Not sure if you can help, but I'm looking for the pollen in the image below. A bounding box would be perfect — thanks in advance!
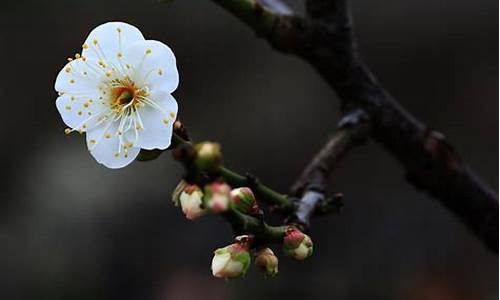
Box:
[90,139,96,144]
[145,49,152,55]
[69,79,75,84]
[163,118,169,125]
[169,112,175,118]
[93,39,98,45]
[65,67,72,73]
[83,102,89,108]
[75,53,81,59]
[114,152,120,157]
[64,128,71,134]
[77,110,82,116]
[117,52,123,58]
[82,43,88,49]
[116,28,122,33]
[105,133,111,139]
[105,71,112,77]
[70,96,75,101]
[65,105,71,110]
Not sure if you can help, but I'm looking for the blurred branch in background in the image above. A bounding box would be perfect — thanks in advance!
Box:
[207,0,498,252]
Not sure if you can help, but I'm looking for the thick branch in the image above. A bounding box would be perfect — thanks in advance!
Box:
[207,0,499,252]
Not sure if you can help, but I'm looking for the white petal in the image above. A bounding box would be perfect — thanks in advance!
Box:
[123,40,179,94]
[86,119,139,169]
[54,58,102,94]
[212,253,231,277]
[82,22,145,71]
[223,260,244,278]
[136,92,177,150]
[56,93,109,132]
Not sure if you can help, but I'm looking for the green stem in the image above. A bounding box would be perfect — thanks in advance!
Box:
[220,167,295,212]
[222,208,287,245]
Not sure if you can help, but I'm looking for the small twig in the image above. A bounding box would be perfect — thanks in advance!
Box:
[288,110,371,229]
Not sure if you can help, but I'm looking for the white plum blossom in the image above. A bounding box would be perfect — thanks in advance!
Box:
[55,22,179,168]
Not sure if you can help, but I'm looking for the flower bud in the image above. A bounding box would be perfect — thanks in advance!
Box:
[283,227,313,260]
[254,247,278,277]
[204,182,231,213]
[194,142,222,174]
[211,237,251,279]
[229,187,259,215]
[172,180,207,220]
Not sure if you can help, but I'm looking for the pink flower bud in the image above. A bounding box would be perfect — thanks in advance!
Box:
[204,182,231,213]
[229,187,259,214]
[283,227,313,260]
[172,180,207,220]
[254,247,278,277]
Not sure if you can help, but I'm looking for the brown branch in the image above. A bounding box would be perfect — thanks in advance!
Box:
[287,109,371,229]
[208,0,499,252]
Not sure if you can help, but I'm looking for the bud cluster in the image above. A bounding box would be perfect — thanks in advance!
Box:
[172,180,261,220]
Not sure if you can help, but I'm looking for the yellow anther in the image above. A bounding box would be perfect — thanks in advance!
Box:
[82,124,87,129]
[158,69,163,76]
[90,139,96,144]
[163,118,169,125]
[169,112,175,118]
[117,52,123,58]
[105,134,111,139]
[58,92,65,96]
[65,67,72,73]
[125,64,131,69]
[82,43,88,49]
[69,79,75,84]
[75,53,81,59]
[70,96,75,101]
[83,102,89,108]
[114,152,120,157]
[77,110,82,116]
[93,39,98,45]
[105,71,112,77]
[89,99,93,103]
[116,28,122,33]
[64,128,71,135]
[145,49,152,54]
[65,105,71,110]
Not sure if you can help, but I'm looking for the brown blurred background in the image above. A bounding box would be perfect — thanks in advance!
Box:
[0,0,497,299]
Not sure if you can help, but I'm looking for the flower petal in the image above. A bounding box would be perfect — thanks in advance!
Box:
[81,22,145,71]
[135,92,178,150]
[56,93,109,132]
[54,58,102,95]
[85,119,139,169]
[123,40,179,94]
[212,252,231,277]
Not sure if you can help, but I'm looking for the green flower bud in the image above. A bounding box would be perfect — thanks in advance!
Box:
[211,236,251,279]
[194,142,222,174]
[229,187,259,215]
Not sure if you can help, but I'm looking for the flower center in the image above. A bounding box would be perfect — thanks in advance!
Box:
[113,86,135,106]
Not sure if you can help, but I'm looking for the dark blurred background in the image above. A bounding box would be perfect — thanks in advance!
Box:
[0,0,497,299]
